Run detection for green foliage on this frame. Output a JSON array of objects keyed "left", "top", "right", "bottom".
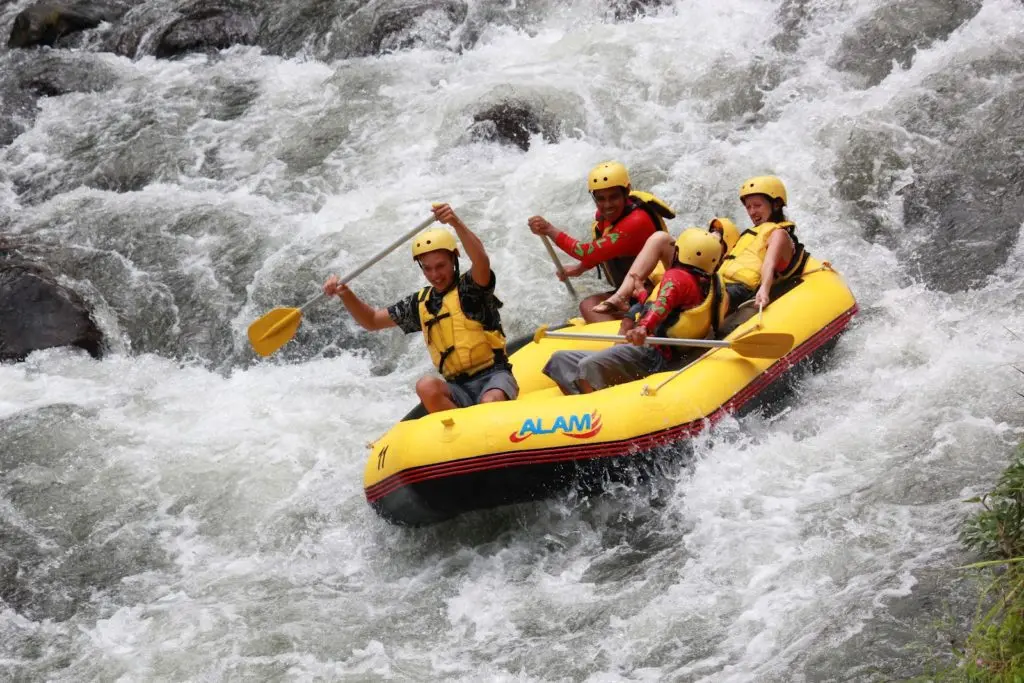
[
  {"left": 961, "top": 452, "right": 1024, "bottom": 561},
  {"left": 934, "top": 446, "right": 1024, "bottom": 681}
]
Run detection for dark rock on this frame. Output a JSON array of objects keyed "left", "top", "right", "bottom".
[
  {"left": 0, "top": 51, "right": 39, "bottom": 146},
  {"left": 464, "top": 87, "right": 584, "bottom": 151},
  {"left": 611, "top": 0, "right": 669, "bottom": 21},
  {"left": 104, "top": 2, "right": 166, "bottom": 57},
  {"left": 328, "top": 0, "right": 468, "bottom": 59},
  {"left": 0, "top": 262, "right": 103, "bottom": 361},
  {"left": 107, "top": 0, "right": 255, "bottom": 59},
  {"left": 16, "top": 51, "right": 120, "bottom": 97},
  {"left": 257, "top": 0, "right": 339, "bottom": 58},
  {"left": 833, "top": 64, "right": 1024, "bottom": 293},
  {"left": 154, "top": 6, "right": 257, "bottom": 58},
  {"left": 6, "top": 2, "right": 125, "bottom": 49},
  {"left": 829, "top": 0, "right": 983, "bottom": 87},
  {"left": 471, "top": 102, "right": 544, "bottom": 151},
  {"left": 897, "top": 70, "right": 1024, "bottom": 292}
]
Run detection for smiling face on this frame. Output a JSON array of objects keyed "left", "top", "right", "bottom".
[
  {"left": 592, "top": 187, "right": 629, "bottom": 222},
  {"left": 742, "top": 194, "right": 775, "bottom": 226},
  {"left": 417, "top": 250, "right": 456, "bottom": 290}
]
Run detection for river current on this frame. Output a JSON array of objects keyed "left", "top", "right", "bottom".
[{"left": 2, "top": 0, "right": 1024, "bottom": 680}]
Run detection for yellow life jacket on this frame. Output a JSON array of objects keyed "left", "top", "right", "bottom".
[
  {"left": 719, "top": 221, "right": 809, "bottom": 290},
  {"left": 645, "top": 270, "right": 728, "bottom": 339},
  {"left": 591, "top": 191, "right": 674, "bottom": 288},
  {"left": 417, "top": 286, "right": 507, "bottom": 381}
]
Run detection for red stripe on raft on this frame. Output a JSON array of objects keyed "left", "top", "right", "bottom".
[{"left": 366, "top": 305, "right": 858, "bottom": 503}]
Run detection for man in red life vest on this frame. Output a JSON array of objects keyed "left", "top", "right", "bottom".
[{"left": 527, "top": 161, "right": 675, "bottom": 323}]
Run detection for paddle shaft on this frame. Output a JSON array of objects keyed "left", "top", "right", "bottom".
[
  {"left": 297, "top": 214, "right": 437, "bottom": 311},
  {"left": 540, "top": 235, "right": 578, "bottom": 299},
  {"left": 541, "top": 329, "right": 731, "bottom": 350}
]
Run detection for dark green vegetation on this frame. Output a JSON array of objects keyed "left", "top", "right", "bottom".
[{"left": 929, "top": 447, "right": 1024, "bottom": 681}]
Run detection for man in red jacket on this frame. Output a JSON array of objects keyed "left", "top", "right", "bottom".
[{"left": 527, "top": 161, "right": 673, "bottom": 322}]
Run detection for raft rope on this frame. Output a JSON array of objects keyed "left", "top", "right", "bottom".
[{"left": 800, "top": 260, "right": 834, "bottom": 276}]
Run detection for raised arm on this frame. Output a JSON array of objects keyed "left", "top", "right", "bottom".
[{"left": 432, "top": 203, "right": 490, "bottom": 286}]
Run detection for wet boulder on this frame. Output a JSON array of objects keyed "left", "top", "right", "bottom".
[
  {"left": 0, "top": 51, "right": 38, "bottom": 146},
  {"left": 470, "top": 102, "right": 546, "bottom": 151},
  {"left": 833, "top": 66, "right": 1024, "bottom": 293},
  {"left": 107, "top": 0, "right": 256, "bottom": 59},
  {"left": 16, "top": 51, "right": 120, "bottom": 97},
  {"left": 328, "top": 0, "right": 468, "bottom": 59},
  {"left": 0, "top": 262, "right": 103, "bottom": 361},
  {"left": 829, "top": 0, "right": 983, "bottom": 87},
  {"left": 611, "top": 0, "right": 670, "bottom": 21},
  {"left": 464, "top": 86, "right": 585, "bottom": 151},
  {"left": 154, "top": 4, "right": 258, "bottom": 59},
  {"left": 6, "top": 2, "right": 127, "bottom": 49}
]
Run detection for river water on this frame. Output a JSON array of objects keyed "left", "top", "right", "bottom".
[{"left": 2, "top": 0, "right": 1023, "bottom": 680}]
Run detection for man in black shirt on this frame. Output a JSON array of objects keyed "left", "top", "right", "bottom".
[{"left": 323, "top": 204, "right": 518, "bottom": 413}]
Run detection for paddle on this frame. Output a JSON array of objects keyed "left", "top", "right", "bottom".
[
  {"left": 532, "top": 326, "right": 794, "bottom": 360},
  {"left": 247, "top": 214, "right": 436, "bottom": 357},
  {"left": 539, "top": 234, "right": 578, "bottom": 299}
]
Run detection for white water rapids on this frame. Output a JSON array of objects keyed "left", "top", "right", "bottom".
[{"left": 2, "top": 0, "right": 1024, "bottom": 679}]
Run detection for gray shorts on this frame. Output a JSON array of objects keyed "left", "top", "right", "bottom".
[
  {"left": 447, "top": 366, "right": 519, "bottom": 408},
  {"left": 543, "top": 345, "right": 667, "bottom": 394}
]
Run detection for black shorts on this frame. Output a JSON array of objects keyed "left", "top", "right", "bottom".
[{"left": 725, "top": 282, "right": 755, "bottom": 314}]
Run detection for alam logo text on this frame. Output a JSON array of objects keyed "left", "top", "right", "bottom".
[{"left": 508, "top": 411, "right": 602, "bottom": 443}]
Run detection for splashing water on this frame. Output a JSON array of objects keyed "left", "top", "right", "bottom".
[{"left": 2, "top": 0, "right": 1024, "bottom": 679}]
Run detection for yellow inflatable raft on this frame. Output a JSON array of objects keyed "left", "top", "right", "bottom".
[{"left": 364, "top": 257, "right": 857, "bottom": 525}]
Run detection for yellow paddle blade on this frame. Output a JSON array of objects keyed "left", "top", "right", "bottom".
[
  {"left": 729, "top": 332, "right": 795, "bottom": 359},
  {"left": 247, "top": 307, "right": 302, "bottom": 357}
]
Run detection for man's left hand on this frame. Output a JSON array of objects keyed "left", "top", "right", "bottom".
[
  {"left": 625, "top": 326, "right": 648, "bottom": 346},
  {"left": 754, "top": 284, "right": 771, "bottom": 309}
]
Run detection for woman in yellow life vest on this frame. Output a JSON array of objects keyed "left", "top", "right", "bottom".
[
  {"left": 322, "top": 203, "right": 518, "bottom": 414},
  {"left": 720, "top": 176, "right": 809, "bottom": 311}
]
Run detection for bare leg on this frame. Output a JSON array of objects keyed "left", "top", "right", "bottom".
[
  {"left": 580, "top": 292, "right": 621, "bottom": 323},
  {"left": 596, "top": 232, "right": 676, "bottom": 312},
  {"left": 577, "top": 378, "right": 595, "bottom": 394},
  {"left": 415, "top": 376, "right": 458, "bottom": 413}
]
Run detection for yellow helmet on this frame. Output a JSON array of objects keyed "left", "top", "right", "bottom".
[
  {"left": 674, "top": 227, "right": 723, "bottom": 274},
  {"left": 588, "top": 161, "right": 631, "bottom": 192},
  {"left": 411, "top": 228, "right": 458, "bottom": 260},
  {"left": 708, "top": 217, "right": 740, "bottom": 252},
  {"left": 739, "top": 175, "right": 787, "bottom": 206}
]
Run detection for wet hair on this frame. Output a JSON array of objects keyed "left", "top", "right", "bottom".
[{"left": 770, "top": 199, "right": 787, "bottom": 223}]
